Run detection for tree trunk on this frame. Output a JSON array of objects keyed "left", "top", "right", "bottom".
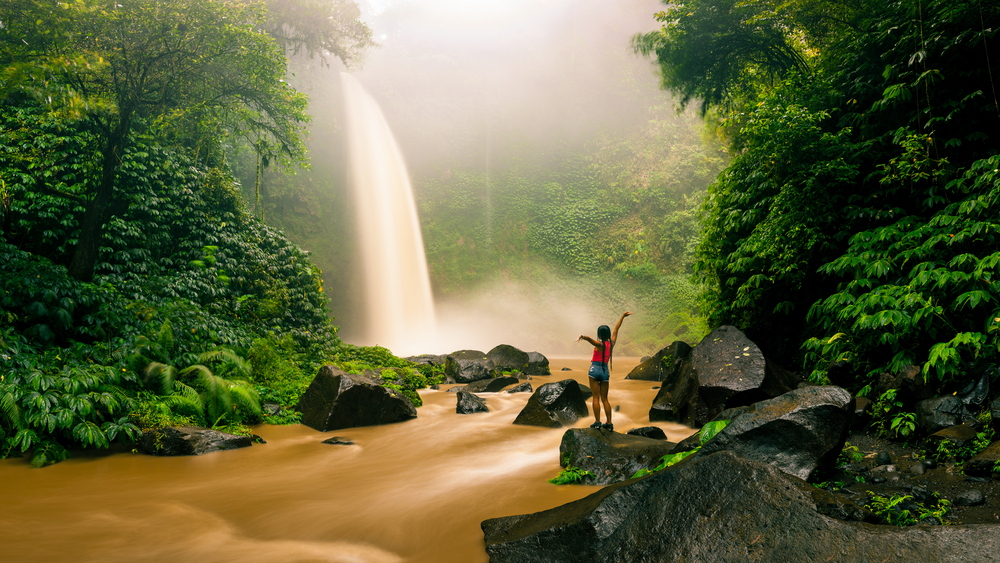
[{"left": 68, "top": 114, "right": 131, "bottom": 282}]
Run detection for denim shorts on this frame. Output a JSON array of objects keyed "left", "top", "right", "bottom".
[{"left": 588, "top": 361, "right": 609, "bottom": 382}]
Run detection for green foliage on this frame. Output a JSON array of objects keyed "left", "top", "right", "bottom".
[
  {"left": 837, "top": 442, "right": 863, "bottom": 466},
  {"left": 549, "top": 454, "right": 595, "bottom": 485},
  {"left": 632, "top": 420, "right": 729, "bottom": 478},
  {"left": 0, "top": 334, "right": 141, "bottom": 467},
  {"left": 672, "top": 0, "right": 1000, "bottom": 385},
  {"left": 871, "top": 390, "right": 916, "bottom": 439},
  {"left": 866, "top": 493, "right": 950, "bottom": 527}
]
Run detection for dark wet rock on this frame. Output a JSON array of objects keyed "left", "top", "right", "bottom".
[
  {"left": 876, "top": 364, "right": 935, "bottom": 409},
  {"left": 639, "top": 355, "right": 651, "bottom": 363},
  {"left": 507, "top": 382, "right": 533, "bottom": 394},
  {"left": 321, "top": 437, "right": 355, "bottom": 445},
  {"left": 560, "top": 367, "right": 572, "bottom": 371},
  {"left": 693, "top": 326, "right": 800, "bottom": 414},
  {"left": 693, "top": 385, "right": 855, "bottom": 481},
  {"left": 825, "top": 360, "right": 855, "bottom": 388},
  {"left": 870, "top": 475, "right": 887, "bottom": 484},
  {"left": 512, "top": 379, "right": 589, "bottom": 428},
  {"left": 668, "top": 431, "right": 702, "bottom": 454},
  {"left": 956, "top": 370, "right": 992, "bottom": 406},
  {"left": 558, "top": 429, "right": 677, "bottom": 485},
  {"left": 652, "top": 386, "right": 659, "bottom": 389},
  {"left": 457, "top": 390, "right": 489, "bottom": 414},
  {"left": 526, "top": 351, "right": 551, "bottom": 375},
  {"left": 487, "top": 345, "right": 530, "bottom": 375},
  {"left": 465, "top": 376, "right": 521, "bottom": 393},
  {"left": 626, "top": 426, "right": 667, "bottom": 440},
  {"left": 992, "top": 396, "right": 1000, "bottom": 434},
  {"left": 909, "top": 485, "right": 936, "bottom": 505},
  {"left": 876, "top": 451, "right": 893, "bottom": 466},
  {"left": 922, "top": 458, "right": 938, "bottom": 470},
  {"left": 578, "top": 383, "right": 593, "bottom": 400},
  {"left": 406, "top": 354, "right": 447, "bottom": 366},
  {"left": 262, "top": 403, "right": 281, "bottom": 416},
  {"left": 963, "top": 441, "right": 1000, "bottom": 478},
  {"left": 297, "top": 366, "right": 417, "bottom": 432},
  {"left": 446, "top": 385, "right": 466, "bottom": 393},
  {"left": 916, "top": 396, "right": 975, "bottom": 435},
  {"left": 924, "top": 424, "right": 978, "bottom": 451},
  {"left": 954, "top": 489, "right": 986, "bottom": 506},
  {"left": 852, "top": 396, "right": 873, "bottom": 431},
  {"left": 140, "top": 426, "right": 252, "bottom": 456},
  {"left": 251, "top": 434, "right": 266, "bottom": 444},
  {"left": 649, "top": 326, "right": 799, "bottom": 427},
  {"left": 444, "top": 350, "right": 500, "bottom": 383},
  {"left": 625, "top": 341, "right": 692, "bottom": 381},
  {"left": 479, "top": 451, "right": 1000, "bottom": 563}
]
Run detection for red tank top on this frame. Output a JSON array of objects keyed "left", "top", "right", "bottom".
[{"left": 591, "top": 344, "right": 611, "bottom": 363}]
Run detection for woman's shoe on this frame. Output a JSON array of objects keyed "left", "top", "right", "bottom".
[
  {"left": 590, "top": 421, "right": 602, "bottom": 429},
  {"left": 602, "top": 423, "right": 614, "bottom": 431}
]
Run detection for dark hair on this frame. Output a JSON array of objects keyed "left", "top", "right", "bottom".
[
  {"left": 597, "top": 324, "right": 612, "bottom": 371},
  {"left": 597, "top": 325, "right": 611, "bottom": 340}
]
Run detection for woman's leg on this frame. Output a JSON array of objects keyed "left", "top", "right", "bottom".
[
  {"left": 600, "top": 381, "right": 612, "bottom": 425},
  {"left": 589, "top": 378, "right": 603, "bottom": 423}
]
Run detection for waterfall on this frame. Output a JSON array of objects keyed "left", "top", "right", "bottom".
[{"left": 340, "top": 73, "right": 437, "bottom": 355}]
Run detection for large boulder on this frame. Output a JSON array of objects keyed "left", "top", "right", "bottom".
[
  {"left": 297, "top": 366, "right": 417, "bottom": 431},
  {"left": 465, "top": 376, "right": 521, "bottom": 393},
  {"left": 512, "top": 379, "right": 588, "bottom": 428},
  {"left": 693, "top": 325, "right": 799, "bottom": 414},
  {"left": 526, "top": 351, "right": 550, "bottom": 375},
  {"left": 559, "top": 428, "right": 677, "bottom": 485},
  {"left": 649, "top": 326, "right": 799, "bottom": 427},
  {"left": 625, "top": 341, "right": 691, "bottom": 381},
  {"left": 693, "top": 385, "right": 855, "bottom": 481},
  {"left": 915, "top": 396, "right": 975, "bottom": 435},
  {"left": 487, "top": 345, "right": 530, "bottom": 374},
  {"left": 457, "top": 390, "right": 489, "bottom": 414},
  {"left": 507, "top": 382, "right": 533, "bottom": 394},
  {"left": 140, "top": 426, "right": 252, "bottom": 456},
  {"left": 482, "top": 451, "right": 1000, "bottom": 563},
  {"left": 405, "top": 354, "right": 446, "bottom": 366},
  {"left": 648, "top": 357, "right": 704, "bottom": 426},
  {"left": 444, "top": 350, "right": 500, "bottom": 383}
]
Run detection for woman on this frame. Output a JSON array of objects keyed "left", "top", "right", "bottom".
[{"left": 577, "top": 311, "right": 631, "bottom": 431}]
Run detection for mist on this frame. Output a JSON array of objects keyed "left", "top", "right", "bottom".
[{"left": 286, "top": 0, "right": 682, "bottom": 357}]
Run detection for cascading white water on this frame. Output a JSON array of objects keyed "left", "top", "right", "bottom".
[{"left": 340, "top": 73, "right": 437, "bottom": 355}]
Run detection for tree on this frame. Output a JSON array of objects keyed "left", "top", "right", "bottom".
[
  {"left": 631, "top": 0, "right": 872, "bottom": 113},
  {"left": 0, "top": 0, "right": 369, "bottom": 281}
]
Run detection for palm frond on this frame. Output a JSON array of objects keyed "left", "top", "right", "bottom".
[
  {"left": 227, "top": 380, "right": 261, "bottom": 415},
  {"left": 143, "top": 362, "right": 178, "bottom": 395},
  {"left": 0, "top": 390, "right": 25, "bottom": 431}
]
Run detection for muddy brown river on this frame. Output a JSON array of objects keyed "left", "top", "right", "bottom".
[{"left": 1, "top": 357, "right": 694, "bottom": 562}]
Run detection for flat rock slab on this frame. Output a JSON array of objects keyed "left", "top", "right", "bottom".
[
  {"left": 141, "top": 426, "right": 252, "bottom": 456},
  {"left": 465, "top": 376, "right": 521, "bottom": 393},
  {"left": 560, "top": 428, "right": 677, "bottom": 485},
  {"left": 482, "top": 451, "right": 1000, "bottom": 563},
  {"left": 297, "top": 366, "right": 417, "bottom": 432}
]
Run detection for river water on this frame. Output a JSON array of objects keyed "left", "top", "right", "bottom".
[{"left": 1, "top": 357, "right": 694, "bottom": 563}]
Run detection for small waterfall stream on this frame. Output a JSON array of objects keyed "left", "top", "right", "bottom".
[{"left": 340, "top": 73, "right": 437, "bottom": 355}]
